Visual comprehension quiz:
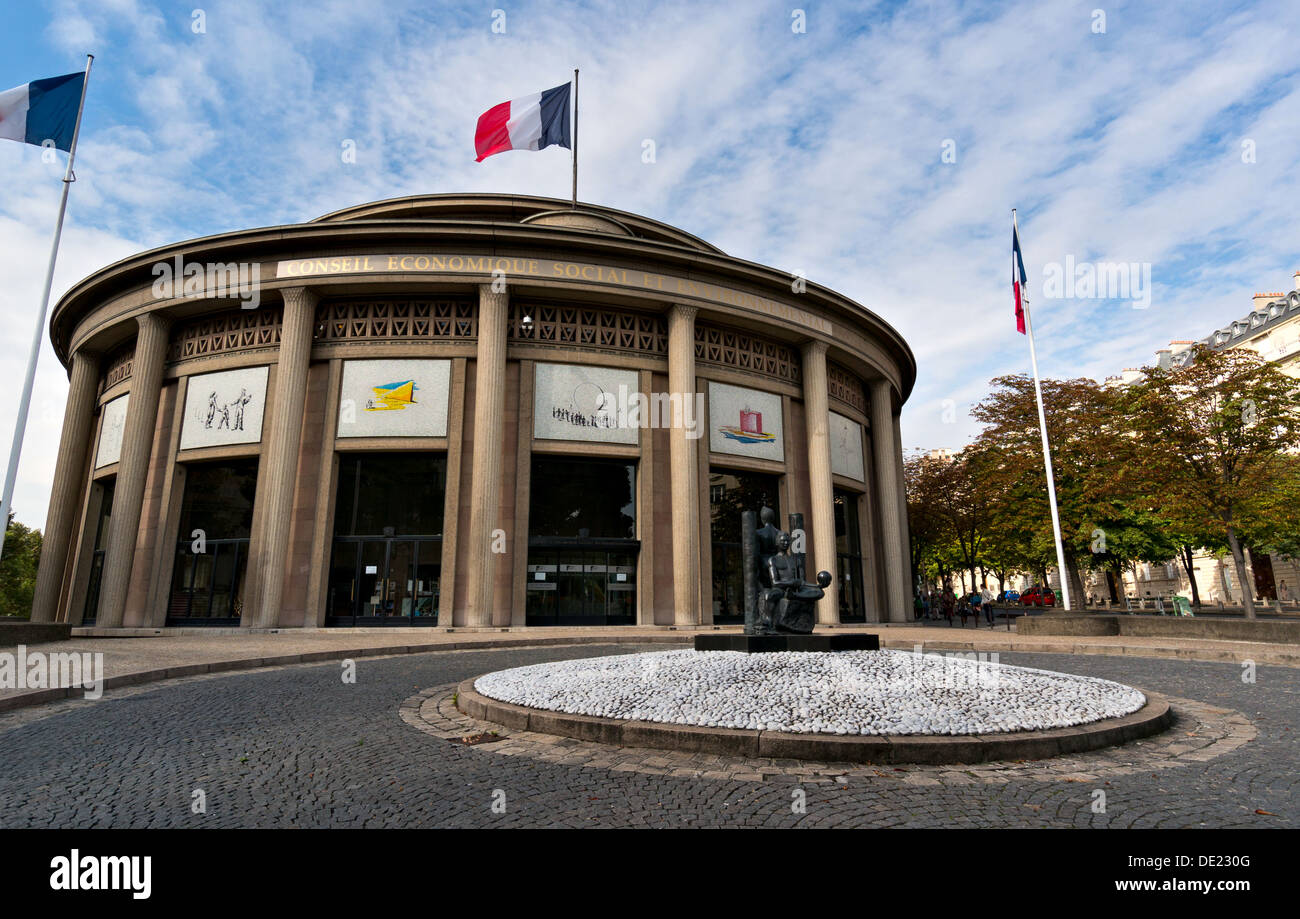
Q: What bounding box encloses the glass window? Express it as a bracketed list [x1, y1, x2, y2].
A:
[529, 457, 635, 539]
[334, 453, 447, 537]
[177, 460, 257, 540]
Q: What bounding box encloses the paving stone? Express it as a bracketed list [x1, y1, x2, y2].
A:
[0, 645, 1291, 828]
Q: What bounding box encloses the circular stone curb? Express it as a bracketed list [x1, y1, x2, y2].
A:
[455, 677, 1174, 765]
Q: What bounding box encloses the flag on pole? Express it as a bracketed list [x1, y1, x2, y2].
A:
[1011, 207, 1072, 611]
[474, 83, 571, 162]
[0, 58, 92, 566]
[0, 72, 87, 152]
[1011, 220, 1028, 334]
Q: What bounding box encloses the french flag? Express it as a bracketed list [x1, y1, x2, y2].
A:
[1011, 219, 1027, 334]
[475, 83, 571, 162]
[0, 72, 86, 152]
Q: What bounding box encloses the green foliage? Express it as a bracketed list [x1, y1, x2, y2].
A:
[911, 346, 1300, 616]
[1120, 345, 1300, 615]
[0, 516, 42, 618]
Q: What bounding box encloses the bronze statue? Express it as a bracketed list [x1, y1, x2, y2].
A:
[757, 530, 832, 634]
[743, 505, 785, 633]
[754, 506, 781, 584]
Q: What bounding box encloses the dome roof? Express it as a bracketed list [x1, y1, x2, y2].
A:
[313, 193, 725, 254]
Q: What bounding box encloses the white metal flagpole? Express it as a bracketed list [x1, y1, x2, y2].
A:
[0, 54, 94, 561]
[570, 68, 578, 208]
[1014, 208, 1072, 611]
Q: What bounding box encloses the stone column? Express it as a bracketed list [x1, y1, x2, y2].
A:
[96, 313, 169, 628]
[30, 350, 100, 622]
[893, 410, 913, 601]
[250, 287, 316, 629]
[668, 304, 701, 626]
[870, 379, 909, 622]
[801, 340, 839, 624]
[465, 284, 508, 627]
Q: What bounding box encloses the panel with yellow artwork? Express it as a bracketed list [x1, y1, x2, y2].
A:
[367, 379, 418, 412]
[339, 359, 451, 437]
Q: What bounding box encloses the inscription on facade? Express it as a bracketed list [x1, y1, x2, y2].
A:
[275, 255, 832, 335]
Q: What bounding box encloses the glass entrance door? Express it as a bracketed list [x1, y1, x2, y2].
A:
[525, 547, 636, 626]
[834, 490, 865, 622]
[327, 537, 441, 625]
[708, 469, 781, 624]
[167, 460, 257, 625]
[326, 452, 448, 626]
[81, 477, 115, 625]
[525, 456, 639, 626]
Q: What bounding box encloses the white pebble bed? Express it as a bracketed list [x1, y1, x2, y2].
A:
[474, 649, 1146, 736]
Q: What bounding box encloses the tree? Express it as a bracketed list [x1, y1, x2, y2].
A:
[937, 446, 1002, 594]
[1082, 503, 1184, 604]
[905, 454, 952, 590]
[970, 374, 1128, 609]
[1236, 452, 1300, 561]
[0, 515, 42, 618]
[1122, 345, 1300, 618]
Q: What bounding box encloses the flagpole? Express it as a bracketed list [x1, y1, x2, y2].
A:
[1014, 208, 1072, 611]
[571, 68, 578, 208]
[0, 54, 93, 561]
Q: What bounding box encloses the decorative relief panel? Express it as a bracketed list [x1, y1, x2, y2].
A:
[695, 323, 801, 385]
[179, 366, 269, 450]
[509, 303, 667, 356]
[95, 394, 129, 468]
[166, 308, 283, 364]
[708, 381, 785, 462]
[533, 362, 640, 445]
[337, 359, 451, 438]
[830, 410, 866, 482]
[99, 347, 134, 395]
[828, 361, 867, 415]
[314, 298, 477, 343]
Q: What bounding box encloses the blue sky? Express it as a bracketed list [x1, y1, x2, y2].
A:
[1, 0, 1298, 527]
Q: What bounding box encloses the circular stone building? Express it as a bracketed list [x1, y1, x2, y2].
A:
[30, 194, 914, 631]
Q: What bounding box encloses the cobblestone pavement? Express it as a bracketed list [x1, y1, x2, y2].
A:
[0, 644, 1293, 827]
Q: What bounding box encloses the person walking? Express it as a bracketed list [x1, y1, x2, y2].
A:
[941, 584, 955, 626]
[981, 585, 995, 626]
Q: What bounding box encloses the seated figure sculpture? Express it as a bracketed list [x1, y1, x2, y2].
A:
[758, 531, 834, 634]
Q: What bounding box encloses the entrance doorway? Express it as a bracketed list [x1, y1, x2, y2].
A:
[328, 537, 441, 624]
[1249, 548, 1277, 601]
[81, 477, 116, 624]
[526, 456, 638, 625]
[709, 468, 780, 624]
[834, 490, 865, 621]
[326, 452, 447, 625]
[167, 460, 257, 624]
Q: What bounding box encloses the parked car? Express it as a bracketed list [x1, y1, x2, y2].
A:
[1019, 586, 1056, 607]
[1000, 589, 1020, 604]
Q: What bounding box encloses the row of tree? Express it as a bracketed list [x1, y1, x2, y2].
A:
[906, 345, 1300, 619]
